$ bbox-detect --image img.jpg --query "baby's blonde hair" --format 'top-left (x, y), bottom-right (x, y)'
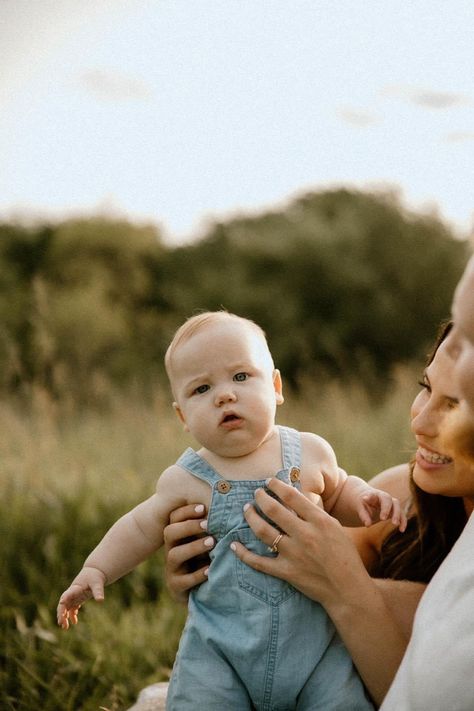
top-left (164, 311), bottom-right (271, 381)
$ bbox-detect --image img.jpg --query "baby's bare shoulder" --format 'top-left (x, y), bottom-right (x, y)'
top-left (300, 431), bottom-right (337, 466)
top-left (297, 431), bottom-right (339, 496)
top-left (155, 463), bottom-right (212, 510)
top-left (157, 463), bottom-right (191, 485)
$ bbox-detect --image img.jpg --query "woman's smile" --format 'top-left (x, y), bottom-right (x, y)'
top-left (415, 444), bottom-right (453, 470)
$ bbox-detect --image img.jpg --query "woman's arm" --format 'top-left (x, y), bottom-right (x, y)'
top-left (373, 578), bottom-right (425, 639)
top-left (232, 478), bottom-right (410, 707)
top-left (345, 463), bottom-right (426, 640)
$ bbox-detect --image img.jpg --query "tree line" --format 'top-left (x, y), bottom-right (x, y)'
top-left (0, 188), bottom-right (468, 401)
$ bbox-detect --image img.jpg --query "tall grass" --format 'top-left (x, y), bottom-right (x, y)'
top-left (1, 369), bottom-right (419, 710)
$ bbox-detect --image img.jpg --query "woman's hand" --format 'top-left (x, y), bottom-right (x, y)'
top-left (231, 478), bottom-right (368, 606)
top-left (231, 477), bottom-right (410, 706)
top-left (163, 504), bottom-right (214, 603)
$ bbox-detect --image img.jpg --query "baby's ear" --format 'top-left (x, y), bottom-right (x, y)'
top-left (173, 402), bottom-right (189, 431)
top-left (273, 369), bottom-right (284, 405)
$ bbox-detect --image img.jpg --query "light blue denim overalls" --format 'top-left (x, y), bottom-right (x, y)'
top-left (166, 426), bottom-right (374, 711)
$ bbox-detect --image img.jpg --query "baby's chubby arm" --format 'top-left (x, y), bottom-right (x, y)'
top-left (300, 433), bottom-right (406, 532)
top-left (57, 465), bottom-right (188, 629)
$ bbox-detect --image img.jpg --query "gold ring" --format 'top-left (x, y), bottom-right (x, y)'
top-left (268, 533), bottom-right (283, 553)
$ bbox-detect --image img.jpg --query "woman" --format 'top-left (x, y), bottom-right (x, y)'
top-left (163, 321), bottom-right (472, 706)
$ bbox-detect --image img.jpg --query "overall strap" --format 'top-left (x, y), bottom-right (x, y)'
top-left (278, 425), bottom-right (302, 470)
top-left (175, 448), bottom-right (222, 486)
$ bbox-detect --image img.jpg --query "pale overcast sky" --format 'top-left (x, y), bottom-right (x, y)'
top-left (0, 0), bottom-right (473, 242)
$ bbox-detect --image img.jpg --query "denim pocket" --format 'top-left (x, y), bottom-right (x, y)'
top-left (233, 528), bottom-right (297, 606)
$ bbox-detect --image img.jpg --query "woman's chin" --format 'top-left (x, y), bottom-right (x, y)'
top-left (412, 462), bottom-right (450, 496)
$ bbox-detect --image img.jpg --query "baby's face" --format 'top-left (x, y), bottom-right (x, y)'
top-left (170, 321), bottom-right (283, 458)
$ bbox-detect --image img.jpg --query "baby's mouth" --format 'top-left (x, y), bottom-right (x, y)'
top-left (220, 412), bottom-right (243, 426)
top-left (222, 414), bottom-right (239, 423)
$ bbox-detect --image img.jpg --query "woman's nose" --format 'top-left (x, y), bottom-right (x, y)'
top-left (444, 328), bottom-right (462, 361)
top-left (411, 399), bottom-right (438, 438)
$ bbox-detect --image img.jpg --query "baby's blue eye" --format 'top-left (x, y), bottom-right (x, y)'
top-left (234, 372), bottom-right (248, 382)
top-left (194, 384), bottom-right (210, 394)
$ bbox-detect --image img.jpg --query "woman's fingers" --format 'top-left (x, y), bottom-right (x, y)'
top-left (242, 502), bottom-right (285, 548)
top-left (231, 540), bottom-right (284, 577)
top-left (164, 513), bottom-right (214, 602)
top-left (168, 503), bottom-right (207, 525)
top-left (163, 517), bottom-right (208, 552)
top-left (165, 542), bottom-right (211, 603)
top-left (169, 565), bottom-right (210, 600)
top-left (251, 478), bottom-right (323, 533)
top-left (166, 534), bottom-right (214, 570)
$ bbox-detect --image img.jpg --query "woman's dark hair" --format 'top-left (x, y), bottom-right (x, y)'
top-left (372, 320), bottom-right (469, 583)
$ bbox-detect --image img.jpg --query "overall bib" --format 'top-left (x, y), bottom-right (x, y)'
top-left (166, 426), bottom-right (374, 711)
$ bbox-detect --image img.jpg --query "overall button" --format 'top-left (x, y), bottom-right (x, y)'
top-left (217, 480), bottom-right (232, 494)
top-left (289, 467), bottom-right (300, 483)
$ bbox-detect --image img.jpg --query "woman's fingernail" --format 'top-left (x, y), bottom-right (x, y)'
top-left (243, 503), bottom-right (251, 512)
top-left (199, 519), bottom-right (208, 530)
top-left (204, 567), bottom-right (209, 576)
top-left (230, 543), bottom-right (237, 551)
top-left (204, 537), bottom-right (214, 547)
top-left (194, 504), bottom-right (205, 514)
top-left (265, 477), bottom-right (272, 486)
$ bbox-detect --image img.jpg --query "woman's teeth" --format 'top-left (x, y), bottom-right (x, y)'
top-left (419, 446), bottom-right (452, 464)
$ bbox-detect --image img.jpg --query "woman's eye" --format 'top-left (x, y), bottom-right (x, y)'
top-left (417, 379), bottom-right (431, 393)
top-left (233, 372), bottom-right (248, 382)
top-left (194, 384), bottom-right (209, 395)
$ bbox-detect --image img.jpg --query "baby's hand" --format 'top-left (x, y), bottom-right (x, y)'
top-left (357, 488), bottom-right (407, 532)
top-left (57, 566), bottom-right (107, 630)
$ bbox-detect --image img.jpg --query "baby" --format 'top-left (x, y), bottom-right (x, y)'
top-left (58, 311), bottom-right (405, 710)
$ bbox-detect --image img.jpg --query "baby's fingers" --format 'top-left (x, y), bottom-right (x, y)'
top-left (359, 493), bottom-right (382, 526)
top-left (378, 492), bottom-right (395, 521)
top-left (390, 498), bottom-right (407, 532)
top-left (57, 603), bottom-right (80, 629)
top-left (90, 582), bottom-right (105, 602)
top-left (357, 499), bottom-right (375, 527)
top-left (378, 493), bottom-right (407, 531)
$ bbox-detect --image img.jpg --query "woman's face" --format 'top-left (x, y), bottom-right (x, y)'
top-left (411, 339), bottom-right (474, 505)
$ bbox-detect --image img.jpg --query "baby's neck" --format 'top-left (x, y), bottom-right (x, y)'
top-left (198, 426), bottom-right (282, 480)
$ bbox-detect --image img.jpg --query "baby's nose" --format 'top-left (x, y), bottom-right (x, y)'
top-left (215, 389), bottom-right (237, 406)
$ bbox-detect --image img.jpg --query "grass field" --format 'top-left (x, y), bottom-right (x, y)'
top-left (1, 369), bottom-right (419, 710)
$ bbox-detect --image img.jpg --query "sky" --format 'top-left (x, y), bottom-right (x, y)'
top-left (0, 0), bottom-right (473, 243)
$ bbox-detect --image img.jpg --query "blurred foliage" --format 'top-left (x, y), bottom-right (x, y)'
top-left (0, 391), bottom-right (189, 710)
top-left (0, 189), bottom-right (469, 401)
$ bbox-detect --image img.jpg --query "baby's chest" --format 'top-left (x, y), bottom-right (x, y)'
top-left (184, 475), bottom-right (260, 530)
